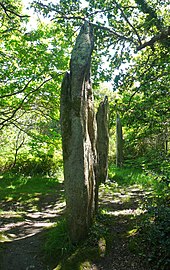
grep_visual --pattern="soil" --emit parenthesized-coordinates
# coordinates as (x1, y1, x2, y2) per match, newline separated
(0, 182, 151, 270)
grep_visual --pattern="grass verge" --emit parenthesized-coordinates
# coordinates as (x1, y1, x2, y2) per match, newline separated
(108, 164, 170, 270)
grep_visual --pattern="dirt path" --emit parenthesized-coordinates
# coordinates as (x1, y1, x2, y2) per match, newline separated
(94, 184, 151, 270)
(0, 190, 65, 270)
(0, 183, 151, 270)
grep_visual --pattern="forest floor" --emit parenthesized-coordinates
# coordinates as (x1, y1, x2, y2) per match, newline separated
(0, 175, 152, 270)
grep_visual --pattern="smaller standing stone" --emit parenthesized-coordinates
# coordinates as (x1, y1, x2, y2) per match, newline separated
(116, 113, 123, 167)
(95, 96, 109, 210)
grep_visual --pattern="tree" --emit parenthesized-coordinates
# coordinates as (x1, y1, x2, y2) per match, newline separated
(32, 0, 169, 75)
(0, 0, 28, 37)
(0, 0, 169, 194)
(31, 1, 169, 166)
(0, 2, 71, 172)
(112, 39, 170, 167)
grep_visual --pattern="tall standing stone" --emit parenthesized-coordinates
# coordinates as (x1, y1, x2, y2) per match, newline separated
(60, 22, 97, 243)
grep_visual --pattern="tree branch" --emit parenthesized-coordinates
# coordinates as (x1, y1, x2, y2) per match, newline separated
(0, 2, 29, 19)
(113, 0, 142, 45)
(0, 28, 22, 35)
(0, 78, 52, 130)
(36, 2, 135, 44)
(137, 27, 170, 51)
(0, 78, 33, 99)
(53, 14, 135, 43)
(34, 1, 169, 50)
(91, 22, 134, 43)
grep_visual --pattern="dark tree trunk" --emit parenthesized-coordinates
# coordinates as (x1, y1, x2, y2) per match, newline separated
(11, 131, 25, 169)
(60, 22, 97, 243)
(116, 113, 123, 167)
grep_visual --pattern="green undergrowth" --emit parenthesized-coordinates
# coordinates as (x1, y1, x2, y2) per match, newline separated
(0, 172, 64, 209)
(43, 215, 109, 270)
(129, 204, 170, 270)
(42, 164, 169, 269)
(108, 164, 169, 197)
(108, 164, 170, 270)
(0, 164, 169, 270)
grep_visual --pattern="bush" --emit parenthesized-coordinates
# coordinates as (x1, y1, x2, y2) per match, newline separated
(130, 193, 170, 270)
(138, 204, 170, 269)
(10, 152, 63, 176)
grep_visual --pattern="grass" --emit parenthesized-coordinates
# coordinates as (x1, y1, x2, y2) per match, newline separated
(108, 164, 153, 185)
(108, 164, 170, 270)
(0, 172, 64, 208)
(43, 216, 109, 270)
(0, 172, 65, 244)
(0, 164, 169, 269)
(108, 164, 169, 197)
(43, 164, 170, 269)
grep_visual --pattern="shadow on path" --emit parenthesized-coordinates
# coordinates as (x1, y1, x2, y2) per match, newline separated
(50, 183, 152, 270)
(0, 180, 152, 270)
(0, 182, 65, 270)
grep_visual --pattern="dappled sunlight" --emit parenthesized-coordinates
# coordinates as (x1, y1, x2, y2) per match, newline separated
(26, 201, 66, 221)
(50, 183, 151, 270)
(0, 173, 156, 270)
(98, 184, 149, 226)
(0, 176, 66, 244)
(0, 199, 66, 241)
(0, 233, 11, 242)
(98, 237, 106, 257)
(0, 219, 54, 241)
(104, 208, 146, 217)
(0, 210, 25, 219)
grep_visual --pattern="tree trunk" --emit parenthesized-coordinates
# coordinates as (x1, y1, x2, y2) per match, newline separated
(116, 113, 123, 167)
(60, 22, 97, 243)
(95, 96, 109, 209)
(11, 130, 25, 169)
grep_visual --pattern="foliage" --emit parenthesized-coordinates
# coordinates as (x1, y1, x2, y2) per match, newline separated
(0, 173, 63, 203)
(31, 0, 170, 82)
(10, 149, 63, 176)
(1, 0, 169, 174)
(43, 213, 109, 269)
(0, 2, 71, 174)
(135, 204, 170, 270)
(108, 164, 170, 269)
(0, 0, 28, 38)
(109, 164, 170, 270)
(0, 1, 169, 266)
(0, 124, 63, 175)
(113, 43, 170, 168)
(43, 219, 72, 260)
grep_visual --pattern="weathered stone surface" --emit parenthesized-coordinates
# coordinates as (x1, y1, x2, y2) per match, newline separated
(96, 96, 109, 184)
(60, 22, 97, 243)
(116, 113, 123, 167)
(95, 96, 109, 210)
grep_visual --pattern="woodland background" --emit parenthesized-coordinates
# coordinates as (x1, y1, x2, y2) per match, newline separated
(0, 1, 169, 269)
